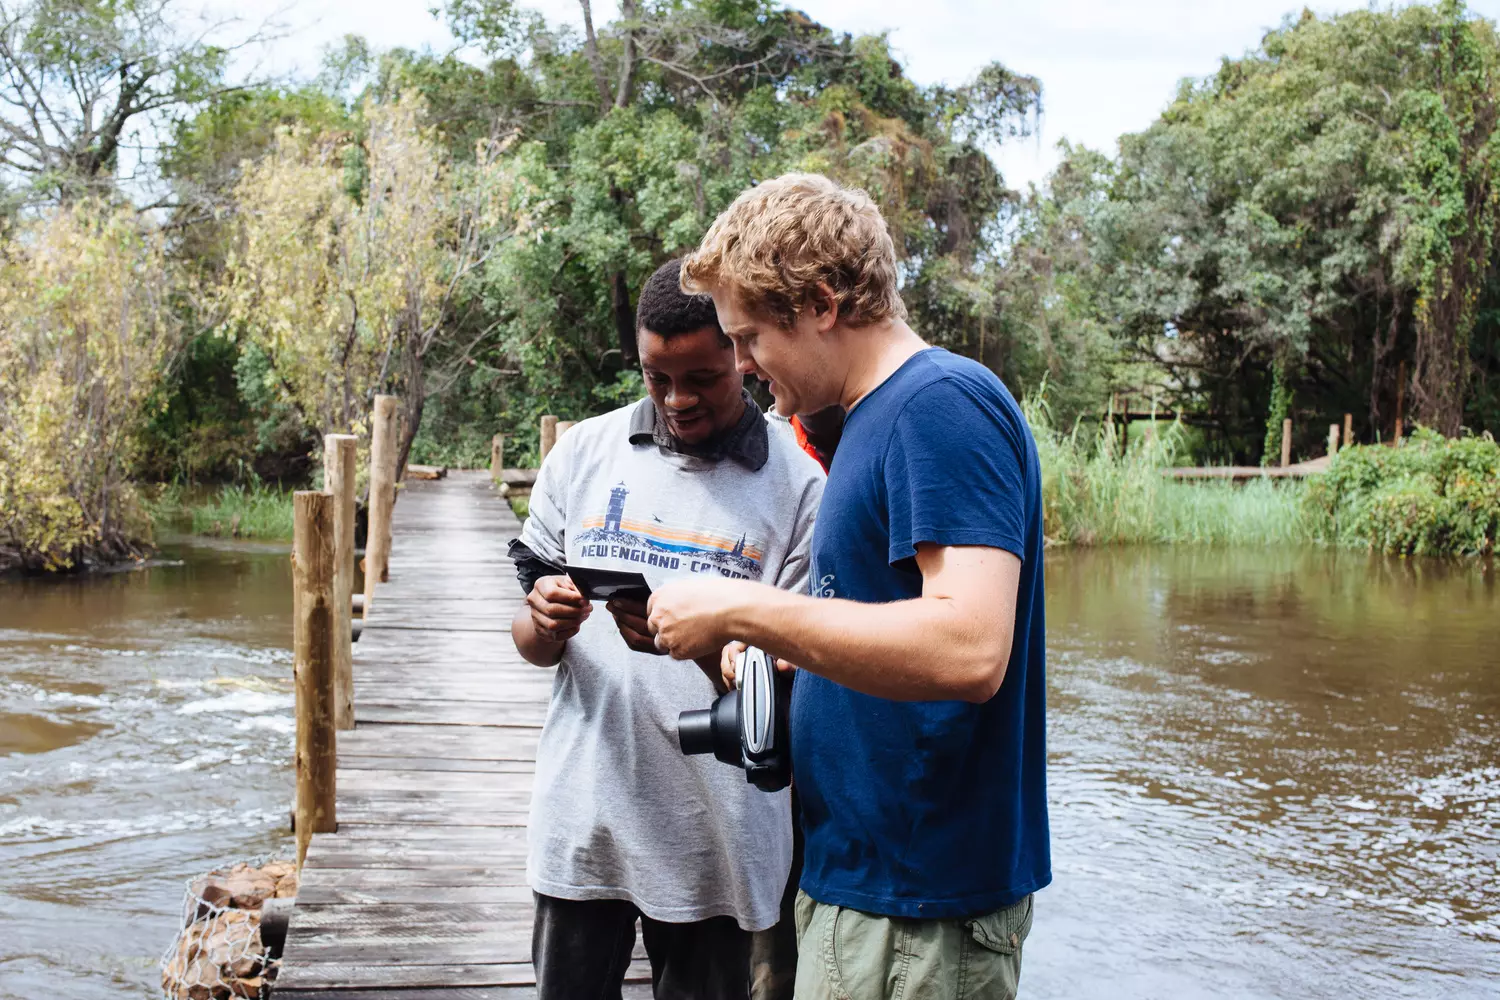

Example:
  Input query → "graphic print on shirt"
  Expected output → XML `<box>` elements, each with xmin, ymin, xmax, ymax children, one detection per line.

<box><xmin>575</xmin><ymin>482</ymin><xmax>765</xmax><ymax>580</ymax></box>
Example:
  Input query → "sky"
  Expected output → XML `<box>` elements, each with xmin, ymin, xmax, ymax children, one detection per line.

<box><xmin>213</xmin><ymin>0</ymin><xmax>1500</xmax><ymax>192</ymax></box>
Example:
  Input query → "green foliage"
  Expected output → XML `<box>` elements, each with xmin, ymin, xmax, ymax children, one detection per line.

<box><xmin>144</xmin><ymin>481</ymin><xmax>296</xmax><ymax>540</ymax></box>
<box><xmin>997</xmin><ymin>1</ymin><xmax>1500</xmax><ymax>459</ymax></box>
<box><xmin>1304</xmin><ymin>427</ymin><xmax>1500</xmax><ymax>555</ymax></box>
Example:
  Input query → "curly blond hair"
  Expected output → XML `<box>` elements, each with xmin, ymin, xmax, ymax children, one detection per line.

<box><xmin>680</xmin><ymin>173</ymin><xmax>906</xmax><ymax>329</ymax></box>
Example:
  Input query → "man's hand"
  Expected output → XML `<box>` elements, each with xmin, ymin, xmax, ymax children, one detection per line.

<box><xmin>527</xmin><ymin>575</ymin><xmax>592</xmax><ymax>642</ymax></box>
<box><xmin>646</xmin><ymin>578</ymin><xmax>769</xmax><ymax>660</ymax></box>
<box><xmin>720</xmin><ymin>640</ymin><xmax>748</xmax><ymax>689</ymax></box>
<box><xmin>605</xmin><ymin>598</ymin><xmax>661</xmax><ymax>655</ymax></box>
<box><xmin>720</xmin><ymin>640</ymin><xmax>797</xmax><ymax>690</ymax></box>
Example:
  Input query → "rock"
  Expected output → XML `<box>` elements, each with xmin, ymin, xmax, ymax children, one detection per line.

<box><xmin>231</xmin><ymin>977</ymin><xmax>263</xmax><ymax>998</ymax></box>
<box><xmin>272</xmin><ymin>868</ymin><xmax>299</xmax><ymax>899</ymax></box>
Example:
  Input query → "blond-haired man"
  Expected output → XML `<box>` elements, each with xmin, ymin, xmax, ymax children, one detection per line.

<box><xmin>646</xmin><ymin>174</ymin><xmax>1049</xmax><ymax>999</ymax></box>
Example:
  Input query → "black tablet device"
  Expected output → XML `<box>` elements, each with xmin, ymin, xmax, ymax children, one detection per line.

<box><xmin>566</xmin><ymin>565</ymin><xmax>653</xmax><ymax>603</ymax></box>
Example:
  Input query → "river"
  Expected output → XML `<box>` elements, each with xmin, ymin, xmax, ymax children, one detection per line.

<box><xmin>1</xmin><ymin>543</ymin><xmax>1496</xmax><ymax>998</ymax></box>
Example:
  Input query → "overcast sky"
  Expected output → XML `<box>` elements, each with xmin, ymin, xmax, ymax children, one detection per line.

<box><xmin>215</xmin><ymin>0</ymin><xmax>1500</xmax><ymax>192</ymax></box>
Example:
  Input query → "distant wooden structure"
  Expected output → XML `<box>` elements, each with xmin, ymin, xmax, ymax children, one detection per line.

<box><xmin>275</xmin><ymin>472</ymin><xmax>653</xmax><ymax>998</ymax></box>
<box><xmin>1165</xmin><ymin>455</ymin><xmax>1332</xmax><ymax>480</ymax></box>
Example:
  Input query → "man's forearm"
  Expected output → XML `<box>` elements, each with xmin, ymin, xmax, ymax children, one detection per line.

<box><xmin>511</xmin><ymin>603</ymin><xmax>566</xmax><ymax>667</ymax></box>
<box><xmin>728</xmin><ymin>588</ymin><xmax>1007</xmax><ymax>703</ymax></box>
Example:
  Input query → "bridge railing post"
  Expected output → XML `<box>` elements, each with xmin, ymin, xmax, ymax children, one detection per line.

<box><xmin>1280</xmin><ymin>417</ymin><xmax>1293</xmax><ymax>468</ymax></box>
<box><xmin>364</xmin><ymin>395</ymin><xmax>399</xmax><ymax>612</ymax></box>
<box><xmin>324</xmin><ymin>434</ymin><xmax>357</xmax><ymax>730</ymax></box>
<box><xmin>491</xmin><ymin>433</ymin><xmax>505</xmax><ymax>481</ymax></box>
<box><xmin>539</xmin><ymin>414</ymin><xmax>558</xmax><ymax>462</ymax></box>
<box><xmin>293</xmin><ymin>490</ymin><xmax>338</xmax><ymax>869</ymax></box>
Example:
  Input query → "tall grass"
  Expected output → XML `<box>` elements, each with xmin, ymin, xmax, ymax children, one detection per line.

<box><xmin>144</xmin><ymin>481</ymin><xmax>296</xmax><ymax>540</ymax></box>
<box><xmin>1026</xmin><ymin>395</ymin><xmax>1310</xmax><ymax>547</ymax></box>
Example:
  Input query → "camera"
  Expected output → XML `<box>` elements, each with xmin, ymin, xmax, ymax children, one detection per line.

<box><xmin>678</xmin><ymin>646</ymin><xmax>791</xmax><ymax>792</ymax></box>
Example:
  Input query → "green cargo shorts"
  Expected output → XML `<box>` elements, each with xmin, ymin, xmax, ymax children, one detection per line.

<box><xmin>791</xmin><ymin>891</ymin><xmax>1033</xmax><ymax>1000</ymax></box>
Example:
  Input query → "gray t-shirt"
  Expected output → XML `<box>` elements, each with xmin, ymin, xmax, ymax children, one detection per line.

<box><xmin>518</xmin><ymin>399</ymin><xmax>824</xmax><ymax>930</ymax></box>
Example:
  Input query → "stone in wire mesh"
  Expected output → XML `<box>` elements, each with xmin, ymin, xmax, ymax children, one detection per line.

<box><xmin>160</xmin><ymin>855</ymin><xmax>297</xmax><ymax>999</ymax></box>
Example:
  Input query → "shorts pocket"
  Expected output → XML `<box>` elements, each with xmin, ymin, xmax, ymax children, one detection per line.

<box><xmin>958</xmin><ymin>896</ymin><xmax>1032</xmax><ymax>1000</ymax></box>
<box><xmin>829</xmin><ymin>905</ymin><xmax>912</xmax><ymax>1000</ymax></box>
<box><xmin>965</xmin><ymin>894</ymin><xmax>1032</xmax><ymax>955</ymax></box>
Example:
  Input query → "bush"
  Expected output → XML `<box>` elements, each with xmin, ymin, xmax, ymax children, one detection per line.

<box><xmin>1305</xmin><ymin>428</ymin><xmax>1500</xmax><ymax>556</ymax></box>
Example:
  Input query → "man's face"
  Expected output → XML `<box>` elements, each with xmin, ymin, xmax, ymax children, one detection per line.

<box><xmin>638</xmin><ymin>325</ymin><xmax>745</xmax><ymax>446</ymax></box>
<box><xmin>711</xmin><ymin>290</ymin><xmax>837</xmax><ymax>416</ymax></box>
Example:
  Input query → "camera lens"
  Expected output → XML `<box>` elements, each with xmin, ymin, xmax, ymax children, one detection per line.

<box><xmin>677</xmin><ymin>690</ymin><xmax>743</xmax><ymax>766</ymax></box>
<box><xmin>678</xmin><ymin>707</ymin><xmax>716</xmax><ymax>756</ymax></box>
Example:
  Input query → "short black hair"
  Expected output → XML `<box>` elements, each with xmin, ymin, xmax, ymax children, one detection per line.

<box><xmin>636</xmin><ymin>258</ymin><xmax>728</xmax><ymax>344</ymax></box>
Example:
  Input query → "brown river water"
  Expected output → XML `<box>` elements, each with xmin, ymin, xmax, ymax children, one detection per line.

<box><xmin>1</xmin><ymin>542</ymin><xmax>1496</xmax><ymax>998</ymax></box>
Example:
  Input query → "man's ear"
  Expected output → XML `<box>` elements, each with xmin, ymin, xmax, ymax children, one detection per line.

<box><xmin>810</xmin><ymin>282</ymin><xmax>840</xmax><ymax>333</ymax></box>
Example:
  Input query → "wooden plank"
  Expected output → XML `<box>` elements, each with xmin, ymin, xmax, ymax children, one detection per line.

<box><xmin>296</xmin><ymin>884</ymin><xmax>533</xmax><ymax>905</ymax></box>
<box><xmin>338</xmin><ymin>757</ymin><xmax>535</xmax><ymax>774</ymax></box>
<box><xmin>304</xmin><ymin>844</ymin><xmax>528</xmax><ymax>869</ymax></box>
<box><xmin>336</xmin><ymin>770</ymin><xmax>534</xmax><ymax>792</ymax></box>
<box><xmin>275</xmin><ymin>961</ymin><xmax>651</xmax><ymax>992</ymax></box>
<box><xmin>339</xmin><ymin>726</ymin><xmax>540</xmax><ymax>760</ymax></box>
<box><xmin>296</xmin><ymin>868</ymin><xmax>531</xmax><ymax>890</ymax></box>
<box><xmin>325</xmin><ymin>824</ymin><xmax>529</xmax><ymax>845</ymax></box>
<box><xmin>354</xmin><ymin>702</ymin><xmax>546</xmax><ymax>728</ymax></box>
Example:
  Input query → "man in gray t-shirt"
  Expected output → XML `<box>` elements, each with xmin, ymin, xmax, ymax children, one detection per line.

<box><xmin>508</xmin><ymin>260</ymin><xmax>823</xmax><ymax>1000</ymax></box>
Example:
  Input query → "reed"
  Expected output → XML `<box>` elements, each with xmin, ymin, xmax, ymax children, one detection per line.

<box><xmin>1026</xmin><ymin>395</ymin><xmax>1310</xmax><ymax>547</ymax></box>
<box><xmin>146</xmin><ymin>481</ymin><xmax>296</xmax><ymax>540</ymax></box>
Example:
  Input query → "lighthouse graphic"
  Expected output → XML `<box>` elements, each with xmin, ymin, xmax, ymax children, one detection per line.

<box><xmin>575</xmin><ymin>482</ymin><xmax>764</xmax><ymax>579</ymax></box>
<box><xmin>604</xmin><ymin>482</ymin><xmax>628</xmax><ymax>531</ymax></box>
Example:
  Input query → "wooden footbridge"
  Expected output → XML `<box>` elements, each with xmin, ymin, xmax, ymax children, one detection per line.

<box><xmin>272</xmin><ymin>461</ymin><xmax>652</xmax><ymax>998</ymax></box>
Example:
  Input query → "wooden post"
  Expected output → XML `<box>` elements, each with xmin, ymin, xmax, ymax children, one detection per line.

<box><xmin>556</xmin><ymin>420</ymin><xmax>578</xmax><ymax>440</ymax></box>
<box><xmin>1327</xmin><ymin>424</ymin><xmax>1340</xmax><ymax>458</ymax></box>
<box><xmin>490</xmin><ymin>434</ymin><xmax>505</xmax><ymax>480</ymax></box>
<box><xmin>365</xmin><ymin>395</ymin><xmax>399</xmax><ymax>612</ymax></box>
<box><xmin>539</xmin><ymin>414</ymin><xmax>559</xmax><ymax>462</ymax></box>
<box><xmin>293</xmin><ymin>491</ymin><xmax>337</xmax><ymax>869</ymax></box>
<box><xmin>1343</xmin><ymin>412</ymin><xmax>1353</xmax><ymax>451</ymax></box>
<box><xmin>1395</xmin><ymin>361</ymin><xmax>1406</xmax><ymax>443</ymax></box>
<box><xmin>324</xmin><ymin>434</ymin><xmax>357</xmax><ymax>731</ymax></box>
<box><xmin>1280</xmin><ymin>417</ymin><xmax>1293</xmax><ymax>468</ymax></box>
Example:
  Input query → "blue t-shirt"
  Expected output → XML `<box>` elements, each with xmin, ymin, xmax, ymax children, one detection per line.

<box><xmin>790</xmin><ymin>347</ymin><xmax>1050</xmax><ymax>919</ymax></box>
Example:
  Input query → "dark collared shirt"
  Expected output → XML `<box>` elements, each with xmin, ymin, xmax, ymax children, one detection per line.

<box><xmin>626</xmin><ymin>390</ymin><xmax>769</xmax><ymax>471</ymax></box>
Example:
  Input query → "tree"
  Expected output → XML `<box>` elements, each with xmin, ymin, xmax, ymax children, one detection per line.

<box><xmin>397</xmin><ymin>0</ymin><xmax>1040</xmax><ymax>459</ymax></box>
<box><xmin>0</xmin><ymin>200</ymin><xmax>182</xmax><ymax>570</ymax></box>
<box><xmin>0</xmin><ymin>0</ymin><xmax>269</xmax><ymax>205</ymax></box>
<box><xmin>997</xmin><ymin>0</ymin><xmax>1500</xmax><ymax>458</ymax></box>
<box><xmin>216</xmin><ymin>93</ymin><xmax>513</xmax><ymax>474</ymax></box>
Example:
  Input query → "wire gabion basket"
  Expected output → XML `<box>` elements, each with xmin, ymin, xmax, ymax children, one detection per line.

<box><xmin>159</xmin><ymin>854</ymin><xmax>296</xmax><ymax>1000</ymax></box>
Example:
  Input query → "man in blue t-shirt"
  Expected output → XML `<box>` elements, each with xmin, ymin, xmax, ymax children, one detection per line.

<box><xmin>647</xmin><ymin>173</ymin><xmax>1049</xmax><ymax>999</ymax></box>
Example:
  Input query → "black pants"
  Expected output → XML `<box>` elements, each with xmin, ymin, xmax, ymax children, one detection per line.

<box><xmin>532</xmin><ymin>893</ymin><xmax>751</xmax><ymax>1000</ymax></box>
<box><xmin>749</xmin><ymin>786</ymin><xmax>804</xmax><ymax>1000</ymax></box>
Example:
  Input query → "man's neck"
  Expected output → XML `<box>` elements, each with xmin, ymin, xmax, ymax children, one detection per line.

<box><xmin>837</xmin><ymin>319</ymin><xmax>928</xmax><ymax>411</ymax></box>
